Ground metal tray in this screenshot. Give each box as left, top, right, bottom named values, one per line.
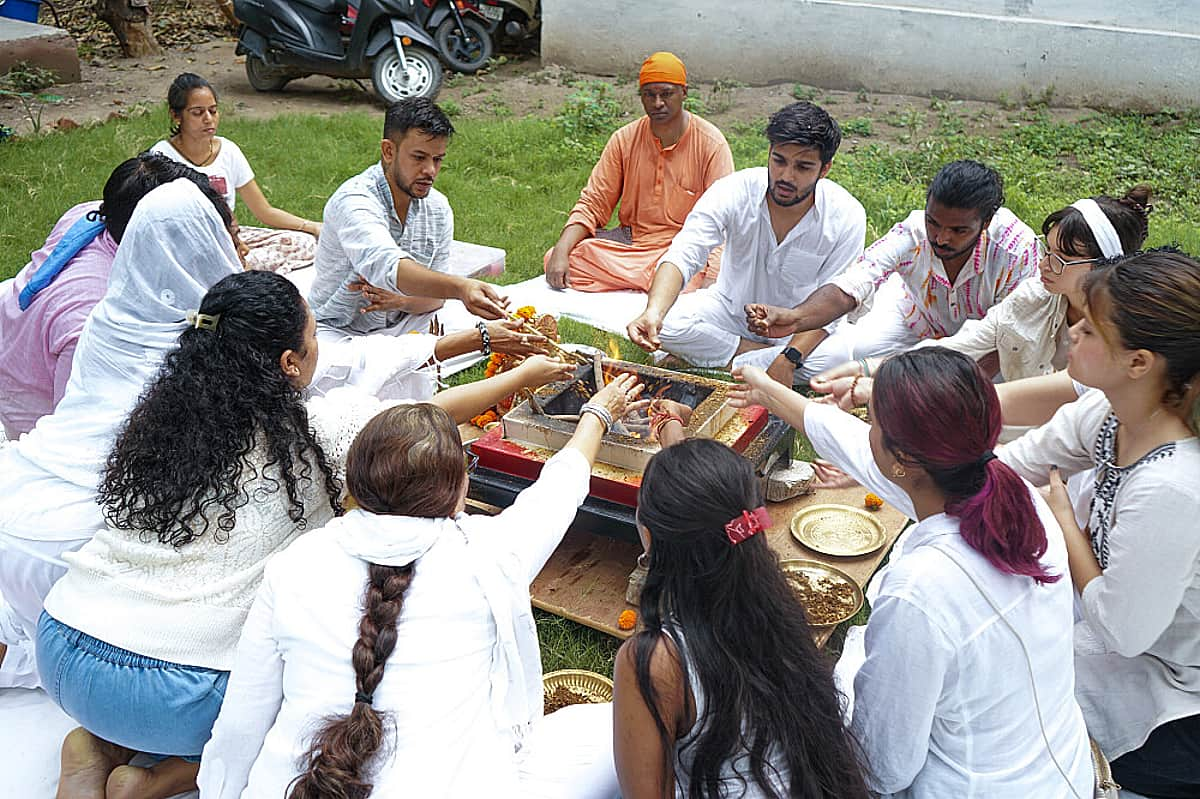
left=790, top=503, right=887, bottom=557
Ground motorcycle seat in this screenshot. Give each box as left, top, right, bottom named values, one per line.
left=292, top=0, right=342, bottom=15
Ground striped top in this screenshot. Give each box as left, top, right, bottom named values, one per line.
left=831, top=207, right=1039, bottom=339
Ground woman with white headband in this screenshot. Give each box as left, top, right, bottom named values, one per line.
left=810, top=186, right=1152, bottom=416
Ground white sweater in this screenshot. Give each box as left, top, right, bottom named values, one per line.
left=43, top=388, right=389, bottom=670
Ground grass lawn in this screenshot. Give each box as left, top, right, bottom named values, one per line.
left=2, top=94, right=1197, bottom=675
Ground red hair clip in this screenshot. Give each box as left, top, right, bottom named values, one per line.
left=725, top=506, right=771, bottom=545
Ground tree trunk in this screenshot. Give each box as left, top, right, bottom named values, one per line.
left=95, top=0, right=163, bottom=57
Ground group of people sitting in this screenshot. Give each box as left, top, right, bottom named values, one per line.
left=0, top=48, right=1194, bottom=799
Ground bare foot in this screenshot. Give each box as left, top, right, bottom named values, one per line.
left=56, top=727, right=133, bottom=799
left=106, top=758, right=199, bottom=799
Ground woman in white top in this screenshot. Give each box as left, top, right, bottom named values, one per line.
left=1000, top=248, right=1200, bottom=797
left=0, top=177, right=241, bottom=690
left=36, top=269, right=577, bottom=798
left=729, top=350, right=1093, bottom=798
left=199, top=375, right=641, bottom=799
left=612, top=438, right=870, bottom=799
left=150, top=73, right=321, bottom=273
left=811, top=187, right=1152, bottom=412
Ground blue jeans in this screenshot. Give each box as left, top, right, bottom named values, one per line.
left=36, top=612, right=228, bottom=760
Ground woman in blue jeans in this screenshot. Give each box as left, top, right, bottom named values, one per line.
left=35, top=269, right=574, bottom=798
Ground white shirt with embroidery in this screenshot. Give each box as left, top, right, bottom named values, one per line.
left=831, top=207, right=1039, bottom=339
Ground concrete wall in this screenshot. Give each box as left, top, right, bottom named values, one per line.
left=542, top=0, right=1198, bottom=110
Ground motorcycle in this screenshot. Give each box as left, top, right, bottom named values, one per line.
left=414, top=0, right=496, bottom=74
left=477, top=0, right=539, bottom=51
left=233, top=0, right=444, bottom=103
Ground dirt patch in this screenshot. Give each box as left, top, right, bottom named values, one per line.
left=2, top=25, right=1093, bottom=142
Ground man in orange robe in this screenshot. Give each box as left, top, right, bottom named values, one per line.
left=543, top=52, right=734, bottom=293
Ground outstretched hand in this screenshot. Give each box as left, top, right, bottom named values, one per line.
left=811, top=459, right=858, bottom=489
left=461, top=279, right=509, bottom=320
left=486, top=319, right=549, bottom=357
left=591, top=372, right=644, bottom=421
left=728, top=365, right=782, bottom=412
left=514, top=355, right=576, bottom=389
left=349, top=276, right=413, bottom=314
left=744, top=303, right=799, bottom=338
left=626, top=309, right=663, bottom=352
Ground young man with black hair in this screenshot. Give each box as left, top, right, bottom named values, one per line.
left=745, top=159, right=1039, bottom=362
left=627, top=102, right=866, bottom=386
left=309, top=97, right=507, bottom=338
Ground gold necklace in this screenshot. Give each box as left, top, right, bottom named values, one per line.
left=176, top=135, right=215, bottom=167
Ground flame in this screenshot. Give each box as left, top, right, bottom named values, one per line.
left=606, top=338, right=621, bottom=360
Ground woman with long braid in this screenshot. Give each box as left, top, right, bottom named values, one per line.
left=199, top=377, right=641, bottom=798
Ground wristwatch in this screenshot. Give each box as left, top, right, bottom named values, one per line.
left=781, top=346, right=805, bottom=368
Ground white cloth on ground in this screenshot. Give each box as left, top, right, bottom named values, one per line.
left=150, top=137, right=254, bottom=213
left=199, top=448, right=618, bottom=799
left=656, top=169, right=865, bottom=367
left=807, top=404, right=1092, bottom=798
left=43, top=388, right=390, bottom=671
left=999, top=389, right=1200, bottom=759
left=309, top=323, right=441, bottom=401
left=0, top=179, right=241, bottom=687
left=308, top=163, right=454, bottom=334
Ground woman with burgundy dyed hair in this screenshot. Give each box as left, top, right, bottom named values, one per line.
left=729, top=351, right=1093, bottom=798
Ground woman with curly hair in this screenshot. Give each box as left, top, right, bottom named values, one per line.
left=197, top=375, right=641, bottom=799
left=613, top=438, right=870, bottom=799
left=729, top=351, right=1092, bottom=797
left=34, top=270, right=576, bottom=799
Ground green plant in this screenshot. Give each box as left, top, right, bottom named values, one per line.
left=842, top=117, right=874, bottom=137
left=555, top=81, right=624, bottom=141
left=441, top=99, right=462, bottom=116
left=682, top=93, right=707, bottom=115
left=997, top=91, right=1018, bottom=111
left=791, top=83, right=819, bottom=102
left=0, top=88, right=64, bottom=134
left=1, top=61, right=57, bottom=93
left=709, top=78, right=744, bottom=115
left=856, top=89, right=870, bottom=104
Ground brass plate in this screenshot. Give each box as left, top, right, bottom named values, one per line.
left=779, top=559, right=865, bottom=627
left=790, top=503, right=887, bottom=557
left=543, top=669, right=613, bottom=713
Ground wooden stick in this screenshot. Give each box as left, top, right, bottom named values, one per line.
left=592, top=352, right=605, bottom=391
left=522, top=388, right=546, bottom=415
left=546, top=413, right=581, bottom=422
left=508, top=314, right=590, bottom=363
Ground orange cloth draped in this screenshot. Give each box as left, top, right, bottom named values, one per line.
left=547, top=114, right=734, bottom=293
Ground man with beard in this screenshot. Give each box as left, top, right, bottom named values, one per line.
left=627, top=102, right=866, bottom=385
left=309, top=98, right=507, bottom=337
left=744, top=160, right=1039, bottom=366
left=543, top=51, right=733, bottom=292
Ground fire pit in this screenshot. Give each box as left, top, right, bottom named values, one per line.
left=468, top=358, right=793, bottom=542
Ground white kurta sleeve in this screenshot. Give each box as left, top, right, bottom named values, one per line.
left=197, top=571, right=285, bottom=799
left=1079, top=478, right=1200, bottom=657
left=917, top=306, right=1002, bottom=362
left=849, top=593, right=956, bottom=795
left=803, top=403, right=916, bottom=519
left=483, top=447, right=592, bottom=582
left=998, top=390, right=1107, bottom=486
left=659, top=178, right=733, bottom=285
left=325, top=190, right=406, bottom=291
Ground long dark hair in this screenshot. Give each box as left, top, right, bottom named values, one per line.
left=873, top=348, right=1059, bottom=583
left=99, top=271, right=341, bottom=546
left=289, top=404, right=465, bottom=799
left=632, top=439, right=869, bottom=799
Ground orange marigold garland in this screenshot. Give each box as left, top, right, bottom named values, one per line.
left=864, top=492, right=884, bottom=511
left=617, top=609, right=637, bottom=631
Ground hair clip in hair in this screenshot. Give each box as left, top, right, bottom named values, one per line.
left=725, top=506, right=771, bottom=545
left=185, top=310, right=220, bottom=331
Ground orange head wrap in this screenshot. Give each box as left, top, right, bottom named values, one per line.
left=639, top=52, right=687, bottom=88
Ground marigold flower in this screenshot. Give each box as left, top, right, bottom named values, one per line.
left=516, top=305, right=537, bottom=321
left=617, top=609, right=637, bottom=631
left=864, top=492, right=884, bottom=511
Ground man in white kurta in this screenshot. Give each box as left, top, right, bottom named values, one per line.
left=627, top=102, right=866, bottom=386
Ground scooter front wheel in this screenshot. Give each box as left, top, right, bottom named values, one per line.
left=371, top=45, right=443, bottom=102
left=245, top=54, right=291, bottom=92
left=434, top=15, right=493, bottom=74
